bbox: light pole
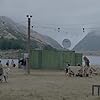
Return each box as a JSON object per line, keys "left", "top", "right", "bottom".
{"left": 26, "top": 15, "right": 32, "bottom": 74}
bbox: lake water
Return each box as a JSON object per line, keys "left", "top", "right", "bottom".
{"left": 84, "top": 56, "right": 100, "bottom": 65}
{"left": 0, "top": 56, "right": 100, "bottom": 66}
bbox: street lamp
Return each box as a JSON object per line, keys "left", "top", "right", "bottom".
{"left": 26, "top": 15, "right": 32, "bottom": 74}
{"left": 83, "top": 27, "right": 85, "bottom": 32}
{"left": 58, "top": 27, "right": 60, "bottom": 32}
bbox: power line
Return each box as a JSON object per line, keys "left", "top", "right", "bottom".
{"left": 20, "top": 20, "right": 100, "bottom": 34}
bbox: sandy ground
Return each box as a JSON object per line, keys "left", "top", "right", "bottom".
{"left": 0, "top": 67, "right": 100, "bottom": 100}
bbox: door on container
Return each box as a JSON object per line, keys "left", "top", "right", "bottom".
{"left": 30, "top": 50, "right": 40, "bottom": 69}
{"left": 63, "top": 51, "right": 71, "bottom": 67}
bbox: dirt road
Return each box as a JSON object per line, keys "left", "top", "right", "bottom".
{"left": 0, "top": 68, "right": 100, "bottom": 100}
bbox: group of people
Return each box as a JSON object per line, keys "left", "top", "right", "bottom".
{"left": 6, "top": 60, "right": 16, "bottom": 68}
{"left": 18, "top": 58, "right": 26, "bottom": 69}
{"left": 65, "top": 56, "right": 97, "bottom": 77}
{"left": 0, "top": 59, "right": 16, "bottom": 83}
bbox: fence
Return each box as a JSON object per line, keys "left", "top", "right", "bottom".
{"left": 29, "top": 50, "right": 82, "bottom": 69}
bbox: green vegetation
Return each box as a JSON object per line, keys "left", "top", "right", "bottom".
{"left": 43, "top": 45, "right": 56, "bottom": 50}
{"left": 0, "top": 37, "right": 56, "bottom": 50}
{"left": 0, "top": 37, "right": 25, "bottom": 50}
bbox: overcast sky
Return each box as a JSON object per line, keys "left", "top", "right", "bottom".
{"left": 0, "top": 0, "right": 100, "bottom": 49}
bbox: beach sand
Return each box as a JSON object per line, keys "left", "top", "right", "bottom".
{"left": 0, "top": 67, "right": 100, "bottom": 100}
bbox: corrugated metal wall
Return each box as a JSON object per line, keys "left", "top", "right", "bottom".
{"left": 29, "top": 50, "right": 82, "bottom": 69}
{"left": 75, "top": 53, "right": 83, "bottom": 66}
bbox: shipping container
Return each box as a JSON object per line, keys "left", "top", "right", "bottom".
{"left": 29, "top": 50, "right": 82, "bottom": 69}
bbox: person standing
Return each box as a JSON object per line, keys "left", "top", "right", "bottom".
{"left": 0, "top": 60, "right": 3, "bottom": 82}
{"left": 6, "top": 60, "right": 9, "bottom": 67}
{"left": 11, "top": 59, "right": 16, "bottom": 67}
{"left": 65, "top": 64, "right": 70, "bottom": 75}
{"left": 3, "top": 66, "right": 10, "bottom": 82}
{"left": 83, "top": 56, "right": 90, "bottom": 67}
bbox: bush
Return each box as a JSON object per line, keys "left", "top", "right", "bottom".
{"left": 0, "top": 37, "right": 25, "bottom": 50}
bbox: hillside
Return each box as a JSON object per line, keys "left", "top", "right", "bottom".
{"left": 0, "top": 16, "right": 63, "bottom": 50}
{"left": 73, "top": 30, "right": 100, "bottom": 52}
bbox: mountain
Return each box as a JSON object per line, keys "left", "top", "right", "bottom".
{"left": 0, "top": 16, "right": 63, "bottom": 50}
{"left": 73, "top": 30, "right": 100, "bottom": 52}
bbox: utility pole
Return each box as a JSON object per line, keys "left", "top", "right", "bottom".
{"left": 26, "top": 15, "right": 32, "bottom": 74}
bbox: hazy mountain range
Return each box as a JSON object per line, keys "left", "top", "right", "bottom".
{"left": 73, "top": 30, "right": 100, "bottom": 52}
{"left": 0, "top": 16, "right": 100, "bottom": 52}
{"left": 0, "top": 16, "right": 63, "bottom": 50}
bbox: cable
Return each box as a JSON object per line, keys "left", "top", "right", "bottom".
{"left": 19, "top": 20, "right": 100, "bottom": 33}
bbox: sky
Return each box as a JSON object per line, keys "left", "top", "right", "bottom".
{"left": 0, "top": 0, "right": 100, "bottom": 49}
